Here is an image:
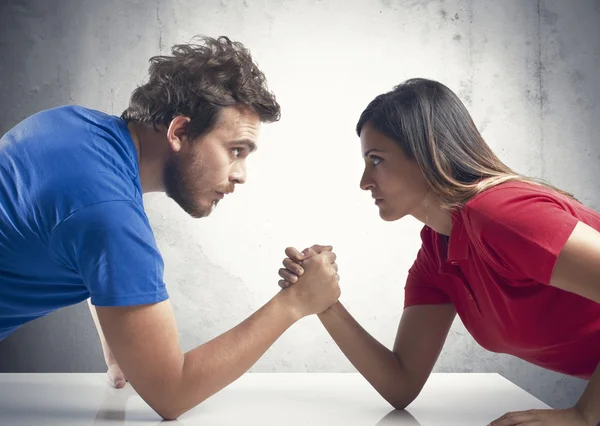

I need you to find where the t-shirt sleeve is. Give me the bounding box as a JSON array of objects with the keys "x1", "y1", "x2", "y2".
[
  {"x1": 48, "y1": 200, "x2": 169, "y2": 306},
  {"x1": 464, "y1": 185, "x2": 580, "y2": 285},
  {"x1": 404, "y1": 229, "x2": 452, "y2": 308}
]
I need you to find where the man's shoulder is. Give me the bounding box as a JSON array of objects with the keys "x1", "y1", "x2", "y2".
[{"x1": 11, "y1": 105, "x2": 111, "y2": 127}]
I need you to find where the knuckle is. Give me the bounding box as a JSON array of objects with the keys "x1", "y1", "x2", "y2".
[{"x1": 286, "y1": 247, "x2": 301, "y2": 259}]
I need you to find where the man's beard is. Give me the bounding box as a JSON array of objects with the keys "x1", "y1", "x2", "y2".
[{"x1": 163, "y1": 153, "x2": 213, "y2": 219}]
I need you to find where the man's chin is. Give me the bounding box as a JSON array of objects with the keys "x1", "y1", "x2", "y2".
[
  {"x1": 169, "y1": 196, "x2": 214, "y2": 219},
  {"x1": 187, "y1": 203, "x2": 214, "y2": 219}
]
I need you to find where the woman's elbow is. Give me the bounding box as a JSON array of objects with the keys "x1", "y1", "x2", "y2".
[{"x1": 385, "y1": 389, "x2": 420, "y2": 411}]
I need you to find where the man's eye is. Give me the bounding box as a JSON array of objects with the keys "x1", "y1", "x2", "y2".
[{"x1": 232, "y1": 148, "x2": 242, "y2": 157}]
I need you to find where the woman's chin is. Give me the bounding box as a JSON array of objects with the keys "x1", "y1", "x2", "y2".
[{"x1": 378, "y1": 207, "x2": 404, "y2": 222}]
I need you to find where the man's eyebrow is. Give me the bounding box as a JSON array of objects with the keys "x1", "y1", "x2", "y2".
[{"x1": 232, "y1": 139, "x2": 257, "y2": 152}]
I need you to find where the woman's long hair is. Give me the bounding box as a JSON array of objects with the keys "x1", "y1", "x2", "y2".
[{"x1": 356, "y1": 78, "x2": 575, "y2": 210}]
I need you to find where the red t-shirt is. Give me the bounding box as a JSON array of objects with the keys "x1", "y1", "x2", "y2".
[{"x1": 405, "y1": 181, "x2": 600, "y2": 379}]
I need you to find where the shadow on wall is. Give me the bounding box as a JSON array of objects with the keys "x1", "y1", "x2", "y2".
[
  {"x1": 0, "y1": 302, "x2": 106, "y2": 372},
  {"x1": 0, "y1": 0, "x2": 170, "y2": 373}
]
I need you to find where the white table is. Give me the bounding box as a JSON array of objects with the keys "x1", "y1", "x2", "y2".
[{"x1": 0, "y1": 373, "x2": 550, "y2": 425}]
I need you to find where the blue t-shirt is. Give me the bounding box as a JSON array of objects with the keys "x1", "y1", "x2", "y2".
[{"x1": 0, "y1": 106, "x2": 169, "y2": 340}]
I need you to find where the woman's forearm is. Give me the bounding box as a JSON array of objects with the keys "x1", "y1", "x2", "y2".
[
  {"x1": 317, "y1": 301, "x2": 417, "y2": 409},
  {"x1": 575, "y1": 360, "x2": 600, "y2": 425}
]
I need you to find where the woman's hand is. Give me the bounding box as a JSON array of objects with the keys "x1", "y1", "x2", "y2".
[
  {"x1": 489, "y1": 407, "x2": 594, "y2": 426},
  {"x1": 278, "y1": 244, "x2": 334, "y2": 289}
]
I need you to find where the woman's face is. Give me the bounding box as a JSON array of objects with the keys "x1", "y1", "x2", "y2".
[{"x1": 359, "y1": 122, "x2": 430, "y2": 221}]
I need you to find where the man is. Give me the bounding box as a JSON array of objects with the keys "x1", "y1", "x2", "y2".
[{"x1": 0, "y1": 36, "x2": 340, "y2": 420}]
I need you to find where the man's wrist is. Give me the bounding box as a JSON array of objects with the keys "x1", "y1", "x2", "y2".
[
  {"x1": 103, "y1": 347, "x2": 117, "y2": 366},
  {"x1": 274, "y1": 290, "x2": 304, "y2": 323}
]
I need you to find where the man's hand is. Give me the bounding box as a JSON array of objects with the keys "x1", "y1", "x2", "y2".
[
  {"x1": 88, "y1": 299, "x2": 129, "y2": 389},
  {"x1": 278, "y1": 246, "x2": 340, "y2": 318},
  {"x1": 107, "y1": 362, "x2": 128, "y2": 389},
  {"x1": 278, "y1": 244, "x2": 334, "y2": 289},
  {"x1": 489, "y1": 407, "x2": 594, "y2": 426}
]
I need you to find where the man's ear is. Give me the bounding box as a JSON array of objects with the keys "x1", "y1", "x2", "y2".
[{"x1": 166, "y1": 116, "x2": 191, "y2": 152}]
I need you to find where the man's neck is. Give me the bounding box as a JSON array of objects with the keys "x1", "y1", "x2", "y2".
[{"x1": 127, "y1": 122, "x2": 167, "y2": 194}]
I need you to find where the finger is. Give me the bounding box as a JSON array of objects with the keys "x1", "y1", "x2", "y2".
[
  {"x1": 305, "y1": 247, "x2": 319, "y2": 257},
  {"x1": 278, "y1": 268, "x2": 298, "y2": 283},
  {"x1": 311, "y1": 244, "x2": 333, "y2": 254},
  {"x1": 319, "y1": 250, "x2": 337, "y2": 263},
  {"x1": 489, "y1": 410, "x2": 538, "y2": 426},
  {"x1": 336, "y1": 274, "x2": 340, "y2": 281},
  {"x1": 283, "y1": 257, "x2": 304, "y2": 276},
  {"x1": 107, "y1": 366, "x2": 127, "y2": 389},
  {"x1": 285, "y1": 246, "x2": 306, "y2": 262},
  {"x1": 278, "y1": 280, "x2": 291, "y2": 289},
  {"x1": 331, "y1": 262, "x2": 338, "y2": 272}
]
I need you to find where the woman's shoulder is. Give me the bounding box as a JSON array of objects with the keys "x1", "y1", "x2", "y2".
[
  {"x1": 462, "y1": 180, "x2": 575, "y2": 221},
  {"x1": 467, "y1": 179, "x2": 568, "y2": 207}
]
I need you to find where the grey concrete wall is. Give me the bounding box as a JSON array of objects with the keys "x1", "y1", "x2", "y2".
[{"x1": 0, "y1": 0, "x2": 599, "y2": 410}]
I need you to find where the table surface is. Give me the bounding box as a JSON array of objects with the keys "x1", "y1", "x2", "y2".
[{"x1": 0, "y1": 372, "x2": 550, "y2": 425}]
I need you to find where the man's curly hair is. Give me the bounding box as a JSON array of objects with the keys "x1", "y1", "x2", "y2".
[{"x1": 121, "y1": 36, "x2": 280, "y2": 140}]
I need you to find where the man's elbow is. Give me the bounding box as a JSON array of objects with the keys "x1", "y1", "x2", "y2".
[
  {"x1": 153, "y1": 401, "x2": 186, "y2": 421},
  {"x1": 157, "y1": 410, "x2": 181, "y2": 422},
  {"x1": 146, "y1": 388, "x2": 193, "y2": 420},
  {"x1": 149, "y1": 387, "x2": 208, "y2": 420}
]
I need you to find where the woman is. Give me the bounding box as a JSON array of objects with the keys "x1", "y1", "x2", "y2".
[{"x1": 278, "y1": 78, "x2": 600, "y2": 426}]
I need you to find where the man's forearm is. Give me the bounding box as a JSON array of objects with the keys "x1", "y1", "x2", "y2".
[
  {"x1": 170, "y1": 291, "x2": 300, "y2": 417},
  {"x1": 575, "y1": 361, "x2": 600, "y2": 425},
  {"x1": 317, "y1": 301, "x2": 414, "y2": 409},
  {"x1": 87, "y1": 299, "x2": 116, "y2": 365}
]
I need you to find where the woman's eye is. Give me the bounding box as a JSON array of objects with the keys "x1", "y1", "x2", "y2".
[{"x1": 371, "y1": 156, "x2": 382, "y2": 165}]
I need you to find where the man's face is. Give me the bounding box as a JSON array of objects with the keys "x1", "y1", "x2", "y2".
[{"x1": 164, "y1": 106, "x2": 261, "y2": 218}]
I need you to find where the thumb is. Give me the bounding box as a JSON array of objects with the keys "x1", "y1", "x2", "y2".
[
  {"x1": 305, "y1": 247, "x2": 318, "y2": 257},
  {"x1": 312, "y1": 244, "x2": 333, "y2": 254},
  {"x1": 107, "y1": 364, "x2": 127, "y2": 389}
]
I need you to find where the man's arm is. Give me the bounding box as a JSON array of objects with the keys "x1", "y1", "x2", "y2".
[
  {"x1": 96, "y1": 249, "x2": 340, "y2": 420},
  {"x1": 87, "y1": 299, "x2": 127, "y2": 388}
]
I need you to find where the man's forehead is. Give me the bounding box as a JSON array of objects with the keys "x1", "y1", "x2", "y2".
[{"x1": 218, "y1": 106, "x2": 260, "y2": 138}]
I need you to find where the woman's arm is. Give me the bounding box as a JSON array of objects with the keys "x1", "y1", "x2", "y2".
[
  {"x1": 549, "y1": 221, "x2": 600, "y2": 424},
  {"x1": 280, "y1": 245, "x2": 455, "y2": 409},
  {"x1": 317, "y1": 302, "x2": 456, "y2": 409}
]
